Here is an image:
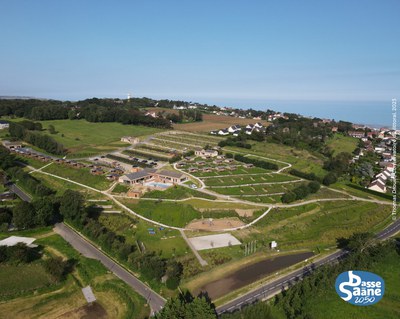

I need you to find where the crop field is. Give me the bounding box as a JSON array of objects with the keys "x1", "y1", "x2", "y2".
[
  {"x1": 234, "y1": 201, "x2": 393, "y2": 250},
  {"x1": 173, "y1": 113, "x2": 269, "y2": 132},
  {"x1": 35, "y1": 119, "x2": 165, "y2": 157},
  {"x1": 202, "y1": 173, "x2": 299, "y2": 186}
]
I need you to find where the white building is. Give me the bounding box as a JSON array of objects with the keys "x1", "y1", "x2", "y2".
[
  {"x1": 0, "y1": 120, "x2": 9, "y2": 129},
  {"x1": 368, "y1": 180, "x2": 386, "y2": 193},
  {"x1": 195, "y1": 149, "x2": 218, "y2": 158}
]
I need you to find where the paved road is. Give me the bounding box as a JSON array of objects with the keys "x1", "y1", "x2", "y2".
[
  {"x1": 217, "y1": 217, "x2": 400, "y2": 315},
  {"x1": 8, "y1": 183, "x2": 32, "y2": 202},
  {"x1": 54, "y1": 223, "x2": 166, "y2": 314},
  {"x1": 180, "y1": 229, "x2": 208, "y2": 266}
]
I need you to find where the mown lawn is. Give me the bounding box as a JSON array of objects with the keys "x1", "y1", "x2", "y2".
[
  {"x1": 98, "y1": 213, "x2": 190, "y2": 258},
  {"x1": 122, "y1": 200, "x2": 200, "y2": 228}
]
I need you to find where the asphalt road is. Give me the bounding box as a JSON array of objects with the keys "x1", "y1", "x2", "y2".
[
  {"x1": 54, "y1": 223, "x2": 166, "y2": 315},
  {"x1": 217, "y1": 217, "x2": 400, "y2": 315},
  {"x1": 8, "y1": 183, "x2": 32, "y2": 202}
]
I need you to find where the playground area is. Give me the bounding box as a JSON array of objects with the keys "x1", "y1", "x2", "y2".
[
  {"x1": 188, "y1": 233, "x2": 241, "y2": 251},
  {"x1": 186, "y1": 218, "x2": 245, "y2": 231}
]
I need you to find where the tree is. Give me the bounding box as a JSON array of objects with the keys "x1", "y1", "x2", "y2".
[
  {"x1": 155, "y1": 296, "x2": 216, "y2": 319},
  {"x1": 322, "y1": 172, "x2": 337, "y2": 186},
  {"x1": 281, "y1": 192, "x2": 296, "y2": 203},
  {"x1": 166, "y1": 260, "x2": 183, "y2": 289},
  {"x1": 13, "y1": 202, "x2": 35, "y2": 229},
  {"x1": 43, "y1": 256, "x2": 69, "y2": 282},
  {"x1": 33, "y1": 197, "x2": 56, "y2": 226},
  {"x1": 308, "y1": 181, "x2": 320, "y2": 193},
  {"x1": 48, "y1": 124, "x2": 57, "y2": 134},
  {"x1": 59, "y1": 190, "x2": 85, "y2": 222},
  {"x1": 346, "y1": 232, "x2": 375, "y2": 253}
]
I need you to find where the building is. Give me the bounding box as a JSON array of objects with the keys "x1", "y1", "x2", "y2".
[
  {"x1": 195, "y1": 149, "x2": 218, "y2": 158},
  {"x1": 218, "y1": 129, "x2": 229, "y2": 136},
  {"x1": 127, "y1": 187, "x2": 146, "y2": 198},
  {"x1": 155, "y1": 170, "x2": 187, "y2": 184},
  {"x1": 368, "y1": 180, "x2": 386, "y2": 193},
  {"x1": 0, "y1": 120, "x2": 9, "y2": 129},
  {"x1": 228, "y1": 125, "x2": 241, "y2": 133},
  {"x1": 119, "y1": 168, "x2": 187, "y2": 185},
  {"x1": 119, "y1": 168, "x2": 157, "y2": 185},
  {"x1": 121, "y1": 136, "x2": 140, "y2": 144},
  {"x1": 348, "y1": 131, "x2": 365, "y2": 138},
  {"x1": 2, "y1": 141, "x2": 22, "y2": 149}
]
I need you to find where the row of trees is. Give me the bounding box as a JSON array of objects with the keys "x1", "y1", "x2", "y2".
[
  {"x1": 61, "y1": 190, "x2": 183, "y2": 289},
  {"x1": 232, "y1": 154, "x2": 279, "y2": 170},
  {"x1": 9, "y1": 121, "x2": 66, "y2": 155},
  {"x1": 165, "y1": 109, "x2": 203, "y2": 123},
  {"x1": 0, "y1": 146, "x2": 59, "y2": 230},
  {"x1": 281, "y1": 181, "x2": 320, "y2": 203}
]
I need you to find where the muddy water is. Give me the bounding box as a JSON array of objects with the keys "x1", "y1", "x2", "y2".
[{"x1": 197, "y1": 251, "x2": 314, "y2": 300}]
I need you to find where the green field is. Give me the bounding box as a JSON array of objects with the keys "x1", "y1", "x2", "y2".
[
  {"x1": 234, "y1": 201, "x2": 392, "y2": 250},
  {"x1": 227, "y1": 142, "x2": 327, "y2": 177},
  {"x1": 36, "y1": 119, "x2": 165, "y2": 157},
  {"x1": 98, "y1": 213, "x2": 190, "y2": 258},
  {"x1": 209, "y1": 182, "x2": 300, "y2": 196},
  {"x1": 122, "y1": 200, "x2": 200, "y2": 227},
  {"x1": 143, "y1": 185, "x2": 216, "y2": 200},
  {"x1": 0, "y1": 263, "x2": 54, "y2": 299},
  {"x1": 203, "y1": 174, "x2": 299, "y2": 186},
  {"x1": 41, "y1": 163, "x2": 110, "y2": 190},
  {"x1": 326, "y1": 133, "x2": 358, "y2": 156}
]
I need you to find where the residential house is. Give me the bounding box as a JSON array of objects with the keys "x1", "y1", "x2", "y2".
[
  {"x1": 368, "y1": 180, "x2": 386, "y2": 193},
  {"x1": 0, "y1": 120, "x2": 9, "y2": 129},
  {"x1": 228, "y1": 125, "x2": 241, "y2": 133},
  {"x1": 348, "y1": 131, "x2": 365, "y2": 138},
  {"x1": 218, "y1": 129, "x2": 229, "y2": 136},
  {"x1": 195, "y1": 149, "x2": 218, "y2": 158}
]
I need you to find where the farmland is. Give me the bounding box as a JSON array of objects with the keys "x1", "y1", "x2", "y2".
[{"x1": 173, "y1": 113, "x2": 269, "y2": 132}]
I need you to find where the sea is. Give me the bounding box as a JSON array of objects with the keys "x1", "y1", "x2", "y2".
[{"x1": 204, "y1": 99, "x2": 395, "y2": 129}]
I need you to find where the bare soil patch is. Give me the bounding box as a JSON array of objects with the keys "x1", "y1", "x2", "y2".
[{"x1": 186, "y1": 218, "x2": 245, "y2": 231}]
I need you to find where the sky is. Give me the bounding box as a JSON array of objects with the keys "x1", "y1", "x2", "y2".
[{"x1": 0, "y1": 1, "x2": 399, "y2": 124}]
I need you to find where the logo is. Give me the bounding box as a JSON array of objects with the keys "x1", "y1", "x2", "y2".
[{"x1": 335, "y1": 271, "x2": 385, "y2": 306}]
